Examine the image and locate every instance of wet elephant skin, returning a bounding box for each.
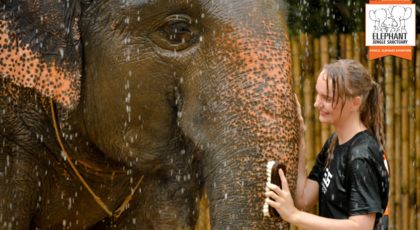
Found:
[0,0,299,229]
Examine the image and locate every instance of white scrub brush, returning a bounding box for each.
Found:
[263,161,287,218]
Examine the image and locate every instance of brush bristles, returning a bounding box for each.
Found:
[263,161,276,217]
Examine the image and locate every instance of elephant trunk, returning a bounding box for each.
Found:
[204,61,299,228]
[379,18,386,30]
[393,17,401,30]
[179,2,299,228]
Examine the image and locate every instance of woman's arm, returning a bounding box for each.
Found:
[293,95,319,211]
[265,170,376,230]
[290,210,376,230]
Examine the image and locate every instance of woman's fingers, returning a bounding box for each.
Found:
[279,169,290,193]
[265,197,279,208]
[265,191,280,201]
[267,182,282,196]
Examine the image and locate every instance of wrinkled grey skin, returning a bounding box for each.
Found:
[0,0,298,229]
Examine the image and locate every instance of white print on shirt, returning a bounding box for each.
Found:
[322,168,333,194]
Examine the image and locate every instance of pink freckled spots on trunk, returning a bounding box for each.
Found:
[0,21,81,108]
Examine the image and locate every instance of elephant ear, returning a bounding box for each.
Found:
[404,7,412,20]
[369,10,378,21]
[388,6,395,16]
[0,0,83,109]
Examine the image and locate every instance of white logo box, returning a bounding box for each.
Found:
[365,4,416,46]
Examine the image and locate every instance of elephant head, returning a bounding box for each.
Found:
[381,17,398,33]
[0,0,298,229]
[369,8,388,33]
[389,5,412,30]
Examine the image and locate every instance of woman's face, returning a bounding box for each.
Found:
[313,70,352,127]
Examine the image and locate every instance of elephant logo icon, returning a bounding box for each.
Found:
[369,6,412,33]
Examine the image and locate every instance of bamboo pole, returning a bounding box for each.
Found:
[394,58,402,230]
[354,32,361,63]
[291,36,302,230]
[407,51,416,230]
[313,38,321,74]
[300,33,314,174]
[339,34,346,61]
[300,34,315,221]
[359,32,367,67]
[328,34,338,63]
[312,37,321,217]
[377,58,384,93]
[415,35,420,230]
[320,36,330,144]
[345,34,354,60]
[384,55,394,229]
[368,51,377,82]
[402,59,409,230]
[313,38,322,156]
[292,36,302,103]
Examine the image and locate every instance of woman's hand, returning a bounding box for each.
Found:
[295,94,305,141]
[265,168,299,223]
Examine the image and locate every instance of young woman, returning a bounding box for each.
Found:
[265,59,390,230]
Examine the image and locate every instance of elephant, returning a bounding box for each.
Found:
[381,17,398,33]
[0,0,299,229]
[369,8,389,33]
[388,5,412,33]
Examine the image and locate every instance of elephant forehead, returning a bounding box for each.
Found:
[376,9,388,17]
[0,21,81,108]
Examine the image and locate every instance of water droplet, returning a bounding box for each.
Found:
[59,48,64,58]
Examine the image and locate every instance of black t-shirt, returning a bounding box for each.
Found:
[308,130,389,228]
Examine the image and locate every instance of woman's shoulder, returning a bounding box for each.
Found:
[347,130,383,162]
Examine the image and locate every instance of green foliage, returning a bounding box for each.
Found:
[286,0,371,37]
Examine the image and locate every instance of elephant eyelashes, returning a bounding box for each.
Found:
[151,15,198,52]
[169,23,191,34]
[165,22,193,44]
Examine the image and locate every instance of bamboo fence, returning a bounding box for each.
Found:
[290,32,419,230]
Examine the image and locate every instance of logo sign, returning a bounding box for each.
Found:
[366,1,416,60]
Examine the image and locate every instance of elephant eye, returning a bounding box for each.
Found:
[169,23,191,34]
[164,22,193,44]
[150,15,198,52]
[161,22,196,50]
